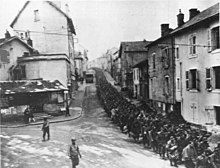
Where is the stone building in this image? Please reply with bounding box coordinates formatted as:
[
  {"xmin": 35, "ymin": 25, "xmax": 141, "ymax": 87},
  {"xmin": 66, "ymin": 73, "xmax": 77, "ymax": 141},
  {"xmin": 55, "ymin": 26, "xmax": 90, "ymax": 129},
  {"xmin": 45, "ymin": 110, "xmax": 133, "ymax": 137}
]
[
  {"xmin": 118, "ymin": 40, "xmax": 151, "ymax": 95},
  {"xmin": 148, "ymin": 24, "xmax": 175, "ymax": 114}
]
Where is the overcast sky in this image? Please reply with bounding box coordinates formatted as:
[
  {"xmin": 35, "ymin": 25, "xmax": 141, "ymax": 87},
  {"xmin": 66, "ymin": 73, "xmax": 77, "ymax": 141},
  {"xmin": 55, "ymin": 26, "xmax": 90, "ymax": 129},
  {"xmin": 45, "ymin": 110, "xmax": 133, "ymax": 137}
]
[{"xmin": 0, "ymin": 0, "xmax": 219, "ymax": 60}]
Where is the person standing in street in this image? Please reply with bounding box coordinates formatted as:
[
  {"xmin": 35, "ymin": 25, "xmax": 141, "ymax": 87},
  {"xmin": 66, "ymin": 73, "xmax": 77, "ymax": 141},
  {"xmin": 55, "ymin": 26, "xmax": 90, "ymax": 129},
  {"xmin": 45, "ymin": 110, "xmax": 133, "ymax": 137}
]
[
  {"xmin": 24, "ymin": 106, "xmax": 30, "ymax": 124},
  {"xmin": 182, "ymin": 141, "xmax": 198, "ymax": 168},
  {"xmin": 68, "ymin": 138, "xmax": 82, "ymax": 168},
  {"xmin": 65, "ymin": 104, "xmax": 71, "ymax": 117},
  {"xmin": 41, "ymin": 117, "xmax": 50, "ymax": 141}
]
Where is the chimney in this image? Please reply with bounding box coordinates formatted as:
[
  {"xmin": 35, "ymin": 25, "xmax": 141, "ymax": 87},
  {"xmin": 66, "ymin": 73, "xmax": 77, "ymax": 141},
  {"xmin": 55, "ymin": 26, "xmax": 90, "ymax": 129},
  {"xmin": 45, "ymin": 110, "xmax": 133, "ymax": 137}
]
[
  {"xmin": 5, "ymin": 30, "xmax": 10, "ymax": 38},
  {"xmin": 177, "ymin": 9, "xmax": 184, "ymax": 27},
  {"xmin": 189, "ymin": 8, "xmax": 200, "ymax": 20},
  {"xmin": 161, "ymin": 24, "xmax": 169, "ymax": 37}
]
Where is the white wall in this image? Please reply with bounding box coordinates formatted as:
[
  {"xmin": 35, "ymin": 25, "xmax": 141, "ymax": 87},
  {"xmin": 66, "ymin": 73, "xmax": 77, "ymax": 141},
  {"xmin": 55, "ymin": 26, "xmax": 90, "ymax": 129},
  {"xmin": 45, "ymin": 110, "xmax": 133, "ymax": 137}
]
[
  {"xmin": 24, "ymin": 59, "xmax": 68, "ymax": 87},
  {"xmin": 175, "ymin": 20, "xmax": 220, "ymax": 125},
  {"xmin": 0, "ymin": 40, "xmax": 30, "ymax": 81},
  {"xmin": 12, "ymin": 1, "xmax": 70, "ymax": 55}
]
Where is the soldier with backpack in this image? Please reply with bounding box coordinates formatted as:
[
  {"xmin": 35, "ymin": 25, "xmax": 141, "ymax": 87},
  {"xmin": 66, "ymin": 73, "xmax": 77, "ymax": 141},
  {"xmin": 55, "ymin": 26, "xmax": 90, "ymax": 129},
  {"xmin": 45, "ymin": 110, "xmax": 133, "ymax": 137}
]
[{"xmin": 68, "ymin": 138, "xmax": 82, "ymax": 168}]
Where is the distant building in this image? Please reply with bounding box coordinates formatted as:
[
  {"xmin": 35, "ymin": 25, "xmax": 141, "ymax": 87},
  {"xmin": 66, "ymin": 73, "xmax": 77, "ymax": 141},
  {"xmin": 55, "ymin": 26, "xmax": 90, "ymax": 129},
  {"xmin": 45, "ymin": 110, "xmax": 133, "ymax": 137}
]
[
  {"xmin": 106, "ymin": 47, "xmax": 118, "ymax": 76},
  {"xmin": 118, "ymin": 40, "xmax": 151, "ymax": 95},
  {"xmin": 132, "ymin": 59, "xmax": 149, "ymax": 100},
  {"xmin": 112, "ymin": 51, "xmax": 121, "ymax": 84}
]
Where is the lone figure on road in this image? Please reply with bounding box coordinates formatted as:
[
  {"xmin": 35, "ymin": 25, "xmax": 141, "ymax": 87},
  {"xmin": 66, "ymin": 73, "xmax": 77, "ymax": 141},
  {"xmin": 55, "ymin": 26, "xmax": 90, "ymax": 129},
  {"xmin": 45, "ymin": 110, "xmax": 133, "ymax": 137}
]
[
  {"xmin": 41, "ymin": 117, "xmax": 50, "ymax": 141},
  {"xmin": 68, "ymin": 137, "xmax": 82, "ymax": 168}
]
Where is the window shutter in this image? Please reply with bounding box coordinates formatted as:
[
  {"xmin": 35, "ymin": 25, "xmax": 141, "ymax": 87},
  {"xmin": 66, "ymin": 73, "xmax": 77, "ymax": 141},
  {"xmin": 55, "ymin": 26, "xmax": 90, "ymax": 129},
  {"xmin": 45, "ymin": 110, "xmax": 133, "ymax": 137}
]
[
  {"xmin": 206, "ymin": 68, "xmax": 212, "ymax": 90},
  {"xmin": 186, "ymin": 71, "xmax": 189, "ymax": 90},
  {"xmin": 189, "ymin": 36, "xmax": 192, "ymax": 54},
  {"xmin": 207, "ymin": 29, "xmax": 212, "ymax": 52},
  {"xmin": 196, "ymin": 70, "xmax": 200, "ymax": 91},
  {"xmin": 211, "ymin": 67, "xmax": 215, "ymax": 89},
  {"xmin": 189, "ymin": 70, "xmax": 192, "ymax": 90}
]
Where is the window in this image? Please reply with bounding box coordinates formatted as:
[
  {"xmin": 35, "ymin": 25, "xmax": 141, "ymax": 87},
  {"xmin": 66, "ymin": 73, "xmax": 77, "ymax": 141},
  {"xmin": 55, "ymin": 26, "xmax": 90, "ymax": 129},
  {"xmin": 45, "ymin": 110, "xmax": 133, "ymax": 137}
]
[
  {"xmin": 213, "ymin": 66, "xmax": 220, "ymax": 89},
  {"xmin": 206, "ymin": 68, "xmax": 212, "ymax": 90},
  {"xmin": 165, "ymin": 76, "xmax": 169, "ymax": 94},
  {"xmin": 162, "ymin": 47, "xmax": 170, "ymax": 68},
  {"xmin": 186, "ymin": 69, "xmax": 199, "ymax": 91},
  {"xmin": 177, "ymin": 78, "xmax": 180, "ymax": 90},
  {"xmin": 186, "ymin": 71, "xmax": 189, "ymax": 90},
  {"xmin": 191, "ymin": 69, "xmax": 197, "ymax": 89},
  {"xmin": 152, "ymin": 53, "xmax": 156, "ymax": 69},
  {"xmin": 211, "ymin": 26, "xmax": 220, "ymax": 50},
  {"xmin": 176, "ymin": 47, "xmax": 179, "ymax": 59},
  {"xmin": 34, "ymin": 10, "xmax": 40, "ymax": 22},
  {"xmin": 189, "ymin": 35, "xmax": 196, "ymax": 55}
]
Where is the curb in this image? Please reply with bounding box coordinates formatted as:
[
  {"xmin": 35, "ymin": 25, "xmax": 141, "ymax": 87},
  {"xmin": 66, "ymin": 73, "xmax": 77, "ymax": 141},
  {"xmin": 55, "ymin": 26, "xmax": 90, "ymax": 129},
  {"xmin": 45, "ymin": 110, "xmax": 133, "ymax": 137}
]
[{"xmin": 1, "ymin": 87, "xmax": 87, "ymax": 129}]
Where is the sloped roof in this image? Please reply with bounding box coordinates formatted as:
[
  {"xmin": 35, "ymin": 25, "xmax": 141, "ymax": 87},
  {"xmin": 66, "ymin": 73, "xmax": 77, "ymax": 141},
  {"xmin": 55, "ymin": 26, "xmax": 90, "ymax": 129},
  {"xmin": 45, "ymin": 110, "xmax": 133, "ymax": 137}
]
[
  {"xmin": 120, "ymin": 41, "xmax": 151, "ymax": 52},
  {"xmin": 118, "ymin": 40, "xmax": 151, "ymax": 58},
  {"xmin": 0, "ymin": 80, "xmax": 67, "ymax": 95},
  {"xmin": 0, "ymin": 36, "xmax": 35, "ymax": 51},
  {"xmin": 172, "ymin": 3, "xmax": 219, "ymax": 34},
  {"xmin": 10, "ymin": 1, "xmax": 76, "ymax": 35}
]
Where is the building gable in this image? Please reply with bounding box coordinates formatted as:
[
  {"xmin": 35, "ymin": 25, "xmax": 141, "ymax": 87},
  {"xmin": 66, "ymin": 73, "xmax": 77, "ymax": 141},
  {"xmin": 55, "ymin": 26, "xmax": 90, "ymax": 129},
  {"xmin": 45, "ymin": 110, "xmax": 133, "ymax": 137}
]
[{"xmin": 10, "ymin": 1, "xmax": 76, "ymax": 35}]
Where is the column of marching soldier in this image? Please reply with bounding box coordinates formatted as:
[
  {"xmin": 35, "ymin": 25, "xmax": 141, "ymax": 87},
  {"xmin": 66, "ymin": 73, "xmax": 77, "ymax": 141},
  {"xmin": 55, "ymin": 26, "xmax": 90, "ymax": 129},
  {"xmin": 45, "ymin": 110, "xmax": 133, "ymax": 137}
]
[{"xmin": 95, "ymin": 70, "xmax": 220, "ymax": 168}]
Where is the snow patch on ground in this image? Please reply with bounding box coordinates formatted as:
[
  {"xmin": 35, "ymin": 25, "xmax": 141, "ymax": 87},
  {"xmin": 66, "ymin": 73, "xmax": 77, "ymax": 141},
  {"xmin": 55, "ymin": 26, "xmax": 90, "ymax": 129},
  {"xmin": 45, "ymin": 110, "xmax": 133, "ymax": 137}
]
[
  {"xmin": 7, "ymin": 138, "xmax": 22, "ymax": 145},
  {"xmin": 70, "ymin": 107, "xmax": 82, "ymax": 111},
  {"xmin": 7, "ymin": 137, "xmax": 68, "ymax": 160},
  {"xmin": 13, "ymin": 135, "xmax": 32, "ymax": 139},
  {"xmin": 0, "ymin": 134, "xmax": 10, "ymax": 139},
  {"xmin": 80, "ymin": 144, "xmax": 112, "ymax": 156}
]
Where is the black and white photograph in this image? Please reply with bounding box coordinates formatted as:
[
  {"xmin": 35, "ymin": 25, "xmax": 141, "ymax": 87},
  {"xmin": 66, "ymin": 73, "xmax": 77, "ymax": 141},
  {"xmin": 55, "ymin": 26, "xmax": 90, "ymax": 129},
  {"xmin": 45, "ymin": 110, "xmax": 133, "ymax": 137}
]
[{"xmin": 0, "ymin": 0, "xmax": 219, "ymax": 168}]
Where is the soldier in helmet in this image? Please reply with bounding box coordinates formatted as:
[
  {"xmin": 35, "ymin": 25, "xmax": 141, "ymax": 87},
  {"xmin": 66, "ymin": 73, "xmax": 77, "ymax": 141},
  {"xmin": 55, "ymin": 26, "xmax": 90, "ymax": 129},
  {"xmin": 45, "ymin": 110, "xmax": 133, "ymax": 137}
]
[{"xmin": 68, "ymin": 137, "xmax": 82, "ymax": 168}]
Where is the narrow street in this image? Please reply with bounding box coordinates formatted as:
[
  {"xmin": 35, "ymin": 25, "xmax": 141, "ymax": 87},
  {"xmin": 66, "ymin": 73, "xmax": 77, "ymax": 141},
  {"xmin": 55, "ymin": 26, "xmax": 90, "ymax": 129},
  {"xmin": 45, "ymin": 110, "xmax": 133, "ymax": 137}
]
[{"xmin": 1, "ymin": 83, "xmax": 184, "ymax": 168}]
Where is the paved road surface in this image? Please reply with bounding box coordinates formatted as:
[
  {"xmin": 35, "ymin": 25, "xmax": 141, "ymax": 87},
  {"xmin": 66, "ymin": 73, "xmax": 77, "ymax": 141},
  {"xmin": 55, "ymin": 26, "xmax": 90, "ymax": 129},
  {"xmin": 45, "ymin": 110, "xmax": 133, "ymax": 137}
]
[{"xmin": 1, "ymin": 84, "xmax": 183, "ymax": 168}]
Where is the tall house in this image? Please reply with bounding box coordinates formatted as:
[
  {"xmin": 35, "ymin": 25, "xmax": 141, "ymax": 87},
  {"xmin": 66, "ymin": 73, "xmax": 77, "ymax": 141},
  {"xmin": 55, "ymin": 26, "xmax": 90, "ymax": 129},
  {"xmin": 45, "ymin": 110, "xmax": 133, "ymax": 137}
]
[
  {"xmin": 10, "ymin": 1, "xmax": 76, "ymax": 90},
  {"xmin": 148, "ymin": 24, "xmax": 175, "ymax": 113},
  {"xmin": 172, "ymin": 3, "xmax": 220, "ymax": 126},
  {"xmin": 10, "ymin": 1, "xmax": 75, "ymax": 55}
]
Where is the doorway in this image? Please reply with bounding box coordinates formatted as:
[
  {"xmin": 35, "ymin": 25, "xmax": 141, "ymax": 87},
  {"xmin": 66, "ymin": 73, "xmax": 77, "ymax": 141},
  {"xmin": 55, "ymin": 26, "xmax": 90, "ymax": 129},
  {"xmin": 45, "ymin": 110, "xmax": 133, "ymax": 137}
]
[{"xmin": 215, "ymin": 106, "xmax": 220, "ymax": 125}]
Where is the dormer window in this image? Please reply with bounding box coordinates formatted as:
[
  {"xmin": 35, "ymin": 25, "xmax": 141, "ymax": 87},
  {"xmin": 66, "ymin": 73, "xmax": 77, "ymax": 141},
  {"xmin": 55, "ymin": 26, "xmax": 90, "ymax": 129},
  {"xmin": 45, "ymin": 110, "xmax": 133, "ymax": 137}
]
[{"xmin": 34, "ymin": 10, "xmax": 40, "ymax": 22}]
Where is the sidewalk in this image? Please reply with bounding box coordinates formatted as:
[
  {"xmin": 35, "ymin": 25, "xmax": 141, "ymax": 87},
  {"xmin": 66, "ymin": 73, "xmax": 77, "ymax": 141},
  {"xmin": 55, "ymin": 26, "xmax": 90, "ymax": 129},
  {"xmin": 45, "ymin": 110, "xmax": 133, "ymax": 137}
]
[
  {"xmin": 0, "ymin": 82, "xmax": 86, "ymax": 128},
  {"xmin": 104, "ymin": 71, "xmax": 121, "ymax": 91}
]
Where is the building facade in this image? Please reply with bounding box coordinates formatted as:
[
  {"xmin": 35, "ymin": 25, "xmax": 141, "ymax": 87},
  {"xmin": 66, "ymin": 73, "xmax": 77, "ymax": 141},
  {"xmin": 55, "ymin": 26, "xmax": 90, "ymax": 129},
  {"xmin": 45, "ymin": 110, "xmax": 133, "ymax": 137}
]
[
  {"xmin": 133, "ymin": 59, "xmax": 149, "ymax": 101},
  {"xmin": 17, "ymin": 54, "xmax": 70, "ymax": 88},
  {"xmin": 118, "ymin": 41, "xmax": 150, "ymax": 95},
  {"xmin": 172, "ymin": 3, "xmax": 220, "ymax": 126},
  {"xmin": 0, "ymin": 34, "xmax": 34, "ymax": 81},
  {"xmin": 10, "ymin": 1, "xmax": 76, "ymax": 90},
  {"xmin": 148, "ymin": 28, "xmax": 175, "ymax": 113}
]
